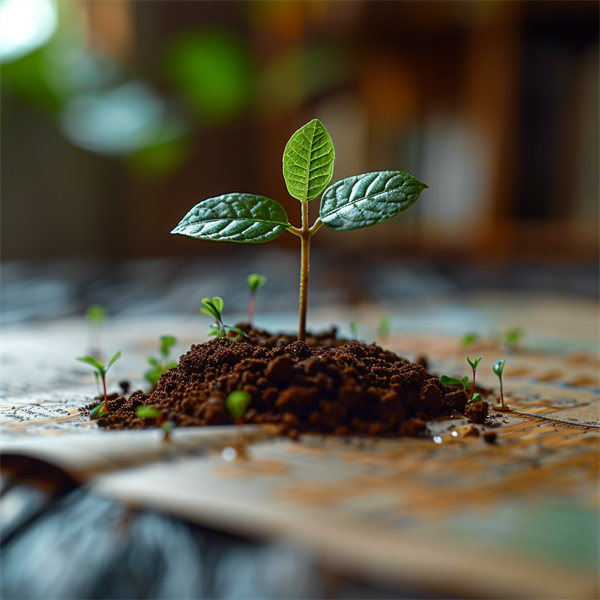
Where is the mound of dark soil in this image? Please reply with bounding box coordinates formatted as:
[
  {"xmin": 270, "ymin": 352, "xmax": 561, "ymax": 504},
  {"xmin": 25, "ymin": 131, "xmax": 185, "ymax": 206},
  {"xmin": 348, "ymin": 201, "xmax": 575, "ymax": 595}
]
[{"xmin": 92, "ymin": 326, "xmax": 486, "ymax": 436}]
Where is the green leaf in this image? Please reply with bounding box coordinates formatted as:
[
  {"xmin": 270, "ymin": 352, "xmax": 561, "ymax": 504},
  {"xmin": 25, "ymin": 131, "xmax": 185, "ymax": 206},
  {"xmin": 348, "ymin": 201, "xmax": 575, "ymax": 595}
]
[
  {"xmin": 378, "ymin": 316, "xmax": 391, "ymax": 338},
  {"xmin": 440, "ymin": 375, "xmax": 464, "ymax": 387},
  {"xmin": 144, "ymin": 365, "xmax": 163, "ymax": 387},
  {"xmin": 461, "ymin": 376, "xmax": 470, "ymax": 387},
  {"xmin": 283, "ymin": 119, "xmax": 335, "ymax": 202},
  {"xmin": 349, "ymin": 320, "xmax": 358, "ymax": 339},
  {"xmin": 247, "ymin": 273, "xmax": 266, "ymax": 293},
  {"xmin": 106, "ymin": 351, "xmax": 121, "ymax": 372},
  {"xmin": 320, "ymin": 171, "xmax": 427, "ymax": 232},
  {"xmin": 98, "ymin": 411, "xmax": 109, "ymax": 418},
  {"xmin": 171, "ymin": 194, "xmax": 290, "ymax": 243},
  {"xmin": 223, "ymin": 325, "xmax": 250, "ymax": 338},
  {"xmin": 468, "ymin": 392, "xmax": 482, "ymax": 403},
  {"xmin": 211, "ymin": 297, "xmax": 224, "ymax": 313},
  {"xmin": 226, "ymin": 390, "xmax": 251, "ymax": 419},
  {"xmin": 136, "ymin": 406, "xmax": 163, "ymax": 419},
  {"xmin": 89, "ymin": 402, "xmax": 106, "ymax": 420},
  {"xmin": 160, "ymin": 335, "xmax": 176, "ymax": 357},
  {"xmin": 493, "ymin": 359, "xmax": 505, "ymax": 378},
  {"xmin": 165, "ymin": 361, "xmax": 178, "ymax": 370},
  {"xmin": 77, "ymin": 356, "xmax": 104, "ymax": 374},
  {"xmin": 461, "ymin": 332, "xmax": 478, "ymax": 347},
  {"xmin": 201, "ymin": 298, "xmax": 221, "ymax": 320},
  {"xmin": 467, "ymin": 355, "xmax": 483, "ymax": 370},
  {"xmin": 147, "ymin": 357, "xmax": 161, "ymax": 368}
]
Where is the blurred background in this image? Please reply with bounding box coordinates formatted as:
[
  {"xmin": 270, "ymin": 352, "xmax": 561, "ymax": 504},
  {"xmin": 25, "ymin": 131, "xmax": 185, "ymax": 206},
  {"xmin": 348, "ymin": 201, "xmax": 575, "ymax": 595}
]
[{"xmin": 1, "ymin": 0, "xmax": 598, "ymax": 323}]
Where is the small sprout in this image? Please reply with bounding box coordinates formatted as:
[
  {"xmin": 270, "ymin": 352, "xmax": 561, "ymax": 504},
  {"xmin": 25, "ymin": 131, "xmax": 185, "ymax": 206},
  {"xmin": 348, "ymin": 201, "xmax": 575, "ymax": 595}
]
[
  {"xmin": 461, "ymin": 332, "xmax": 478, "ymax": 347},
  {"xmin": 86, "ymin": 304, "xmax": 107, "ymax": 357},
  {"xmin": 135, "ymin": 406, "xmax": 163, "ymax": 420},
  {"xmin": 349, "ymin": 320, "xmax": 358, "ymax": 340},
  {"xmin": 247, "ymin": 273, "xmax": 266, "ymax": 326},
  {"xmin": 145, "ymin": 336, "xmax": 178, "ymax": 387},
  {"xmin": 505, "ymin": 327, "xmax": 524, "ymax": 351},
  {"xmin": 468, "ymin": 392, "xmax": 481, "ymax": 404},
  {"xmin": 226, "ymin": 390, "xmax": 251, "ymax": 420},
  {"xmin": 135, "ymin": 405, "xmax": 173, "ymax": 439},
  {"xmin": 466, "ymin": 355, "xmax": 483, "ymax": 399},
  {"xmin": 378, "ymin": 316, "xmax": 391, "ymax": 339},
  {"xmin": 201, "ymin": 297, "xmax": 248, "ymax": 340},
  {"xmin": 77, "ymin": 351, "xmax": 121, "ymax": 410},
  {"xmin": 89, "ymin": 402, "xmax": 108, "ymax": 419},
  {"xmin": 493, "ymin": 359, "xmax": 506, "ymax": 408},
  {"xmin": 440, "ymin": 374, "xmax": 470, "ymax": 391}
]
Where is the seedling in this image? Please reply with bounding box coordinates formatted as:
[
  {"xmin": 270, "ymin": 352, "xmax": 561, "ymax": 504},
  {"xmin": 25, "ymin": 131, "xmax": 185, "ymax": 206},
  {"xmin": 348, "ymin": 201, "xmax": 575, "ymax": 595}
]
[
  {"xmin": 466, "ymin": 355, "xmax": 483, "ymax": 399},
  {"xmin": 441, "ymin": 374, "xmax": 481, "ymax": 404},
  {"xmin": 493, "ymin": 359, "xmax": 509, "ymax": 410},
  {"xmin": 135, "ymin": 405, "xmax": 174, "ymax": 439},
  {"xmin": 247, "ymin": 273, "xmax": 266, "ymax": 326},
  {"xmin": 225, "ymin": 390, "xmax": 252, "ymax": 460},
  {"xmin": 172, "ymin": 119, "xmax": 427, "ymax": 341},
  {"xmin": 505, "ymin": 327, "xmax": 523, "ymax": 351},
  {"xmin": 86, "ymin": 303, "xmax": 107, "ymax": 358},
  {"xmin": 226, "ymin": 390, "xmax": 251, "ymax": 420},
  {"xmin": 349, "ymin": 320, "xmax": 359, "ymax": 340},
  {"xmin": 145, "ymin": 335, "xmax": 178, "ymax": 387},
  {"xmin": 200, "ymin": 297, "xmax": 248, "ymax": 339},
  {"xmin": 461, "ymin": 332, "xmax": 478, "ymax": 347},
  {"xmin": 378, "ymin": 316, "xmax": 391, "ymax": 339},
  {"xmin": 77, "ymin": 351, "xmax": 121, "ymax": 418}
]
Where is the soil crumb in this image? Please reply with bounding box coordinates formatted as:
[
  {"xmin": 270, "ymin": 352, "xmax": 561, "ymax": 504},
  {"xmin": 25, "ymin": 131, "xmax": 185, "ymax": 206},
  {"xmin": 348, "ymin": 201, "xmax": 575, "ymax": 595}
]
[{"xmin": 94, "ymin": 325, "xmax": 487, "ymax": 436}]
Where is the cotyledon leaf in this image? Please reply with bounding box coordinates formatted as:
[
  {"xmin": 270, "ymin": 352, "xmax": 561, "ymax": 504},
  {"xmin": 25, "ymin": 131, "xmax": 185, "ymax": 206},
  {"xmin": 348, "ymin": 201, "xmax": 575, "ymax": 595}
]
[
  {"xmin": 171, "ymin": 194, "xmax": 290, "ymax": 243},
  {"xmin": 283, "ymin": 119, "xmax": 335, "ymax": 203},
  {"xmin": 319, "ymin": 171, "xmax": 428, "ymax": 232}
]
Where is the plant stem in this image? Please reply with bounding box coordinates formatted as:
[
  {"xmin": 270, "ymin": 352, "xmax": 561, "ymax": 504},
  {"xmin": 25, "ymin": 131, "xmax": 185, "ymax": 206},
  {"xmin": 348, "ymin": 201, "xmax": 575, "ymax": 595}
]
[
  {"xmin": 248, "ymin": 292, "xmax": 255, "ymax": 326},
  {"xmin": 499, "ymin": 377, "xmax": 504, "ymax": 407},
  {"xmin": 469, "ymin": 369, "xmax": 476, "ymax": 399},
  {"xmin": 298, "ymin": 201, "xmax": 310, "ymax": 341},
  {"xmin": 102, "ymin": 375, "xmax": 108, "ymax": 408}
]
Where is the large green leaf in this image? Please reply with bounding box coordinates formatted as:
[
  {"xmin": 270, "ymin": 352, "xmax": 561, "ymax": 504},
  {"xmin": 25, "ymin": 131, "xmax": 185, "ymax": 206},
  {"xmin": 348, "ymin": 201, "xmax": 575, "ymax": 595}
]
[
  {"xmin": 320, "ymin": 171, "xmax": 427, "ymax": 231},
  {"xmin": 171, "ymin": 194, "xmax": 290, "ymax": 243},
  {"xmin": 283, "ymin": 119, "xmax": 335, "ymax": 202}
]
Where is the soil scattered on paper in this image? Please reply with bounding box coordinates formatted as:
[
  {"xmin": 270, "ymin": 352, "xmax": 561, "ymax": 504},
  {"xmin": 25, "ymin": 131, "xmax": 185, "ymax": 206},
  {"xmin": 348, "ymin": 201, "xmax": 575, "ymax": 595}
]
[{"xmin": 90, "ymin": 325, "xmax": 489, "ymax": 437}]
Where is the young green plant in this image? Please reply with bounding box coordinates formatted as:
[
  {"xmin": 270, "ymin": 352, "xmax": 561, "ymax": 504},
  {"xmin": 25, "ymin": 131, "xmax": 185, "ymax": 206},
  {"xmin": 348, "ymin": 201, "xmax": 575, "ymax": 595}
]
[
  {"xmin": 172, "ymin": 119, "xmax": 428, "ymax": 341},
  {"xmin": 135, "ymin": 406, "xmax": 174, "ymax": 440},
  {"xmin": 349, "ymin": 320, "xmax": 359, "ymax": 340},
  {"xmin": 77, "ymin": 351, "xmax": 121, "ymax": 418},
  {"xmin": 86, "ymin": 303, "xmax": 107, "ymax": 358},
  {"xmin": 200, "ymin": 297, "xmax": 247, "ymax": 339},
  {"xmin": 378, "ymin": 316, "xmax": 391, "ymax": 339},
  {"xmin": 247, "ymin": 273, "xmax": 266, "ymax": 326},
  {"xmin": 493, "ymin": 359, "xmax": 507, "ymax": 408},
  {"xmin": 440, "ymin": 373, "xmax": 481, "ymax": 403},
  {"xmin": 225, "ymin": 390, "xmax": 252, "ymax": 460},
  {"xmin": 466, "ymin": 355, "xmax": 483, "ymax": 400},
  {"xmin": 145, "ymin": 335, "xmax": 178, "ymax": 388}
]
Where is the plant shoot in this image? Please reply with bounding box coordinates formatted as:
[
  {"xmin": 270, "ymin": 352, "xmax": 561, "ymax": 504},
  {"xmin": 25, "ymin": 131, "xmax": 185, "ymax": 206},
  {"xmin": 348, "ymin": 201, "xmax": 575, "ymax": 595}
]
[
  {"xmin": 200, "ymin": 297, "xmax": 247, "ymax": 339},
  {"xmin": 493, "ymin": 359, "xmax": 507, "ymax": 408},
  {"xmin": 349, "ymin": 320, "xmax": 359, "ymax": 340},
  {"xmin": 145, "ymin": 335, "xmax": 178, "ymax": 387},
  {"xmin": 247, "ymin": 273, "xmax": 266, "ymax": 326},
  {"xmin": 86, "ymin": 303, "xmax": 107, "ymax": 357},
  {"xmin": 461, "ymin": 332, "xmax": 478, "ymax": 347},
  {"xmin": 466, "ymin": 355, "xmax": 483, "ymax": 399},
  {"xmin": 135, "ymin": 406, "xmax": 174, "ymax": 439},
  {"xmin": 226, "ymin": 390, "xmax": 251, "ymax": 420},
  {"xmin": 172, "ymin": 119, "xmax": 427, "ymax": 341},
  {"xmin": 378, "ymin": 316, "xmax": 391, "ymax": 339},
  {"xmin": 77, "ymin": 351, "xmax": 121, "ymax": 417}
]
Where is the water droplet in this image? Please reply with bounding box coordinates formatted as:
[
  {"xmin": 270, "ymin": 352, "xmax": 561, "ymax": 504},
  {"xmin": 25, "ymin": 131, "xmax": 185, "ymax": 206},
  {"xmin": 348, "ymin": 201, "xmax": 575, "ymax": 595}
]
[
  {"xmin": 451, "ymin": 431, "xmax": 458, "ymax": 437},
  {"xmin": 222, "ymin": 447, "xmax": 237, "ymax": 461},
  {"xmin": 433, "ymin": 436, "xmax": 442, "ymax": 444}
]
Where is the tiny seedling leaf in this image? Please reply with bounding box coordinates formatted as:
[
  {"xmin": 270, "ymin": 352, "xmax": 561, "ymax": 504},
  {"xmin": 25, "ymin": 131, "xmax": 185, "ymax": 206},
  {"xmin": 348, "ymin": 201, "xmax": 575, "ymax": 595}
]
[
  {"xmin": 98, "ymin": 411, "xmax": 109, "ymax": 418},
  {"xmin": 147, "ymin": 357, "xmax": 161, "ymax": 368},
  {"xmin": 89, "ymin": 402, "xmax": 106, "ymax": 420},
  {"xmin": 493, "ymin": 359, "xmax": 506, "ymax": 377},
  {"xmin": 106, "ymin": 351, "xmax": 121, "ymax": 371},
  {"xmin": 77, "ymin": 356, "xmax": 104, "ymax": 373},
  {"xmin": 468, "ymin": 392, "xmax": 482, "ymax": 403},
  {"xmin": 467, "ymin": 355, "xmax": 483, "ymax": 370},
  {"xmin": 226, "ymin": 390, "xmax": 251, "ymax": 419},
  {"xmin": 160, "ymin": 335, "xmax": 176, "ymax": 357},
  {"xmin": 171, "ymin": 194, "xmax": 290, "ymax": 243},
  {"xmin": 461, "ymin": 332, "xmax": 478, "ymax": 347},
  {"xmin": 211, "ymin": 297, "xmax": 224, "ymax": 313},
  {"xmin": 247, "ymin": 273, "xmax": 266, "ymax": 293},
  {"xmin": 505, "ymin": 328, "xmax": 523, "ymax": 344},
  {"xmin": 135, "ymin": 406, "xmax": 163, "ymax": 419},
  {"xmin": 440, "ymin": 375, "xmax": 464, "ymax": 387},
  {"xmin": 320, "ymin": 171, "xmax": 427, "ymax": 232},
  {"xmin": 224, "ymin": 325, "xmax": 250, "ymax": 338},
  {"xmin": 349, "ymin": 320, "xmax": 358, "ymax": 339},
  {"xmin": 461, "ymin": 375, "xmax": 470, "ymax": 387},
  {"xmin": 378, "ymin": 316, "xmax": 391, "ymax": 338},
  {"xmin": 283, "ymin": 119, "xmax": 335, "ymax": 203}
]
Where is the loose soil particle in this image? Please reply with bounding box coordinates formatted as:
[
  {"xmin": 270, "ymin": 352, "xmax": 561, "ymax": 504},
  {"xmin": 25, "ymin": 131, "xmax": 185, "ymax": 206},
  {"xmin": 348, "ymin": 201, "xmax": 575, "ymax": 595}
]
[{"xmin": 93, "ymin": 325, "xmax": 489, "ymax": 436}]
